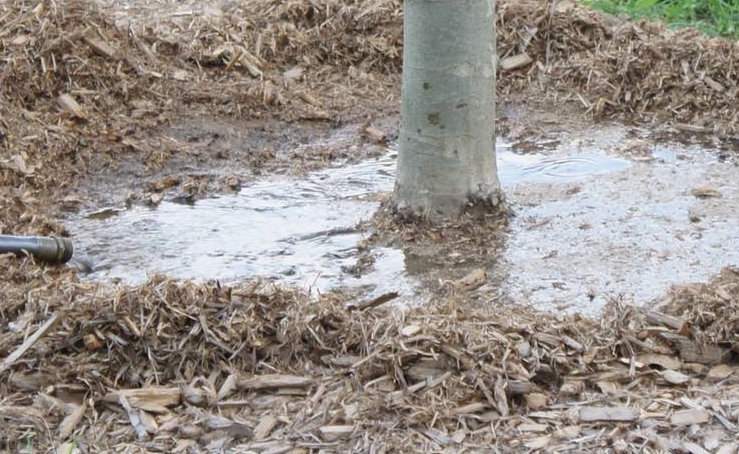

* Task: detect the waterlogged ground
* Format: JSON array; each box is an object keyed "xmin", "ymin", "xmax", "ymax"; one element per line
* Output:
[
  {"xmin": 67, "ymin": 123, "xmax": 739, "ymax": 313},
  {"xmin": 504, "ymin": 131, "xmax": 739, "ymax": 313},
  {"xmin": 73, "ymin": 150, "xmax": 409, "ymax": 298}
]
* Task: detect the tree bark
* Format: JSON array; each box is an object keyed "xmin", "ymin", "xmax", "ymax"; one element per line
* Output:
[{"xmin": 394, "ymin": 0, "xmax": 501, "ymax": 218}]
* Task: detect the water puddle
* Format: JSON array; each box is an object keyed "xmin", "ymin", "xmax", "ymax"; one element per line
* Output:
[
  {"xmin": 71, "ymin": 151, "xmax": 404, "ymax": 297},
  {"xmin": 506, "ymin": 141, "xmax": 739, "ymax": 313},
  {"xmin": 67, "ymin": 127, "xmax": 739, "ymax": 313},
  {"xmin": 497, "ymin": 142, "xmax": 629, "ymax": 185}
]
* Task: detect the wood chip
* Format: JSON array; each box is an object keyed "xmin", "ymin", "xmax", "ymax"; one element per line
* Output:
[
  {"xmin": 216, "ymin": 374, "xmax": 238, "ymax": 401},
  {"xmin": 595, "ymin": 381, "xmax": 621, "ymax": 395},
  {"xmin": 529, "ymin": 411, "xmax": 563, "ymax": 420},
  {"xmin": 494, "ymin": 376, "xmax": 509, "ymax": 417},
  {"xmin": 202, "ymin": 414, "xmax": 252, "ymax": 437},
  {"xmin": 451, "ymin": 402, "xmax": 486, "ymax": 415},
  {"xmin": 524, "ymin": 435, "xmax": 551, "ymax": 449},
  {"xmin": 0, "ymin": 313, "xmax": 60, "ymax": 376},
  {"xmin": 3, "ymin": 154, "xmax": 30, "ymax": 176},
  {"xmin": 104, "ymin": 388, "xmax": 181, "ymax": 413},
  {"xmin": 297, "ymin": 91, "xmax": 322, "ymax": 108},
  {"xmin": 11, "ymin": 35, "xmax": 32, "ymax": 46},
  {"xmin": 400, "ymin": 324, "xmax": 422, "ymax": 337},
  {"xmin": 363, "ymin": 126, "xmax": 387, "ymax": 144},
  {"xmin": 690, "ymin": 186, "xmax": 723, "ymax": 199},
  {"xmin": 138, "ymin": 410, "xmax": 158, "ymax": 434},
  {"xmin": 407, "ymin": 361, "xmax": 446, "ymax": 381},
  {"xmin": 238, "ymin": 374, "xmax": 313, "ymax": 390},
  {"xmin": 56, "ymin": 442, "xmax": 81, "ymax": 454},
  {"xmin": 319, "ymin": 425, "xmax": 354, "ymax": 442},
  {"xmin": 58, "ymin": 403, "xmax": 86, "ymax": 439},
  {"xmin": 636, "ymin": 354, "xmax": 682, "ymax": 370},
  {"xmin": 579, "ymin": 406, "xmax": 638, "ymax": 422},
  {"xmin": 179, "ymin": 425, "xmax": 203, "ymax": 439},
  {"xmin": 171, "ymin": 69, "xmax": 189, "ymax": 81},
  {"xmin": 559, "ymin": 380, "xmax": 584, "ymax": 396},
  {"xmin": 348, "ymin": 292, "xmax": 399, "ymax": 311},
  {"xmin": 525, "ymin": 393, "xmax": 549, "ymax": 410},
  {"xmin": 253, "ymin": 415, "xmax": 278, "ymax": 441},
  {"xmin": 181, "ymin": 385, "xmax": 205, "ymax": 406},
  {"xmin": 554, "ymin": 425, "xmax": 581, "ymax": 439},
  {"xmin": 423, "ymin": 428, "xmax": 457, "ymax": 446},
  {"xmin": 703, "ymin": 76, "xmax": 725, "ymax": 92},
  {"xmin": 683, "ymin": 363, "xmax": 709, "ymax": 375},
  {"xmin": 716, "ymin": 443, "xmax": 738, "ymax": 454},
  {"xmin": 518, "ymin": 423, "xmax": 548, "ymax": 432},
  {"xmin": 534, "ymin": 332, "xmax": 561, "ymax": 348},
  {"xmin": 118, "ymin": 395, "xmax": 149, "ymax": 439},
  {"xmin": 322, "ymin": 354, "xmax": 362, "ymax": 367},
  {"xmin": 84, "ymin": 36, "xmax": 117, "ymax": 59},
  {"xmin": 644, "ymin": 310, "xmax": 686, "ymax": 331},
  {"xmin": 57, "ymin": 94, "xmax": 87, "ymax": 119},
  {"xmin": 453, "ymin": 268, "xmax": 487, "ymax": 291},
  {"xmin": 500, "ymin": 53, "xmax": 533, "ymax": 71},
  {"xmin": 663, "ymin": 370, "xmax": 690, "ymax": 385},
  {"xmin": 82, "ymin": 333, "xmax": 102, "ymax": 351},
  {"xmin": 9, "ymin": 372, "xmax": 50, "ymax": 391},
  {"xmin": 678, "ymin": 342, "xmax": 727, "ymax": 365},
  {"xmin": 517, "ymin": 341, "xmax": 532, "ymax": 358},
  {"xmin": 283, "ymin": 66, "xmax": 304, "ymax": 80},
  {"xmin": 706, "ymin": 364, "xmax": 733, "ymax": 381},
  {"xmin": 237, "ymin": 48, "xmax": 263, "ymax": 78},
  {"xmin": 507, "ymin": 380, "xmax": 534, "ymax": 395},
  {"xmin": 561, "ymin": 335, "xmax": 584, "ymax": 352},
  {"xmin": 670, "ymin": 409, "xmax": 710, "ymax": 426},
  {"xmin": 451, "ymin": 430, "xmax": 466, "ymax": 444}
]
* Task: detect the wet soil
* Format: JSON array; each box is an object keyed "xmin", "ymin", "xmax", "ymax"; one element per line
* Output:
[
  {"xmin": 70, "ymin": 145, "xmax": 408, "ymax": 299},
  {"xmin": 66, "ymin": 116, "xmax": 739, "ymax": 315},
  {"xmin": 68, "ymin": 95, "xmax": 596, "ymax": 214},
  {"xmin": 64, "ymin": 116, "xmax": 397, "ymax": 214}
]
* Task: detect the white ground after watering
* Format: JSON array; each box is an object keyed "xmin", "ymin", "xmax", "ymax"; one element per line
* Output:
[{"xmin": 69, "ymin": 125, "xmax": 739, "ymax": 314}]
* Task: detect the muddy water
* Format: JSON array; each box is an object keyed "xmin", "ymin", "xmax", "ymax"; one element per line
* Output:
[
  {"xmin": 67, "ymin": 127, "xmax": 739, "ymax": 313},
  {"xmin": 72, "ymin": 152, "xmax": 407, "ymax": 298}
]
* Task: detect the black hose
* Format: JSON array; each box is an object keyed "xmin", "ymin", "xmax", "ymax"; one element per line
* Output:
[{"xmin": 0, "ymin": 235, "xmax": 74, "ymax": 264}]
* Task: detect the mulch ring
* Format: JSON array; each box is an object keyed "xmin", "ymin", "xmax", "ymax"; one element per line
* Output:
[{"xmin": 0, "ymin": 255, "xmax": 737, "ymax": 452}]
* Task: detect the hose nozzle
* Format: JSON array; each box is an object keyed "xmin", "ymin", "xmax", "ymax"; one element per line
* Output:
[{"xmin": 0, "ymin": 235, "xmax": 74, "ymax": 264}]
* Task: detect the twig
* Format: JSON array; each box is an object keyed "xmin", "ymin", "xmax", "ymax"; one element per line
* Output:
[{"xmin": 0, "ymin": 313, "xmax": 60, "ymax": 375}]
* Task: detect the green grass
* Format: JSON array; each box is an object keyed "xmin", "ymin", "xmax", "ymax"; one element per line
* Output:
[{"xmin": 585, "ymin": 0, "xmax": 739, "ymax": 39}]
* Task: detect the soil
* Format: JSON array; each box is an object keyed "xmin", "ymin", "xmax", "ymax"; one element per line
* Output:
[{"xmin": 1, "ymin": 0, "xmax": 739, "ymax": 452}]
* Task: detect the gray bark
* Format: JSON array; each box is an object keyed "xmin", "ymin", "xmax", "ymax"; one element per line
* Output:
[{"xmin": 394, "ymin": 0, "xmax": 501, "ymax": 218}]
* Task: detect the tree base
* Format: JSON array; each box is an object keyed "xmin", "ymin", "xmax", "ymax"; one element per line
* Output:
[
  {"xmin": 367, "ymin": 196, "xmax": 509, "ymax": 279},
  {"xmin": 461, "ymin": 193, "xmax": 509, "ymax": 222},
  {"xmin": 389, "ymin": 192, "xmax": 509, "ymax": 227},
  {"xmin": 374, "ymin": 193, "xmax": 510, "ymax": 248}
]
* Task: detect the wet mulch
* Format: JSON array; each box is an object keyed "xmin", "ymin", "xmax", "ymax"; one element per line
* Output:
[
  {"xmin": 365, "ymin": 198, "xmax": 510, "ymax": 289},
  {"xmin": 1, "ymin": 256, "xmax": 738, "ymax": 452}
]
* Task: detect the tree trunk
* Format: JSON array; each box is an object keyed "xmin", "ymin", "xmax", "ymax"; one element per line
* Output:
[{"xmin": 394, "ymin": 0, "xmax": 501, "ymax": 218}]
